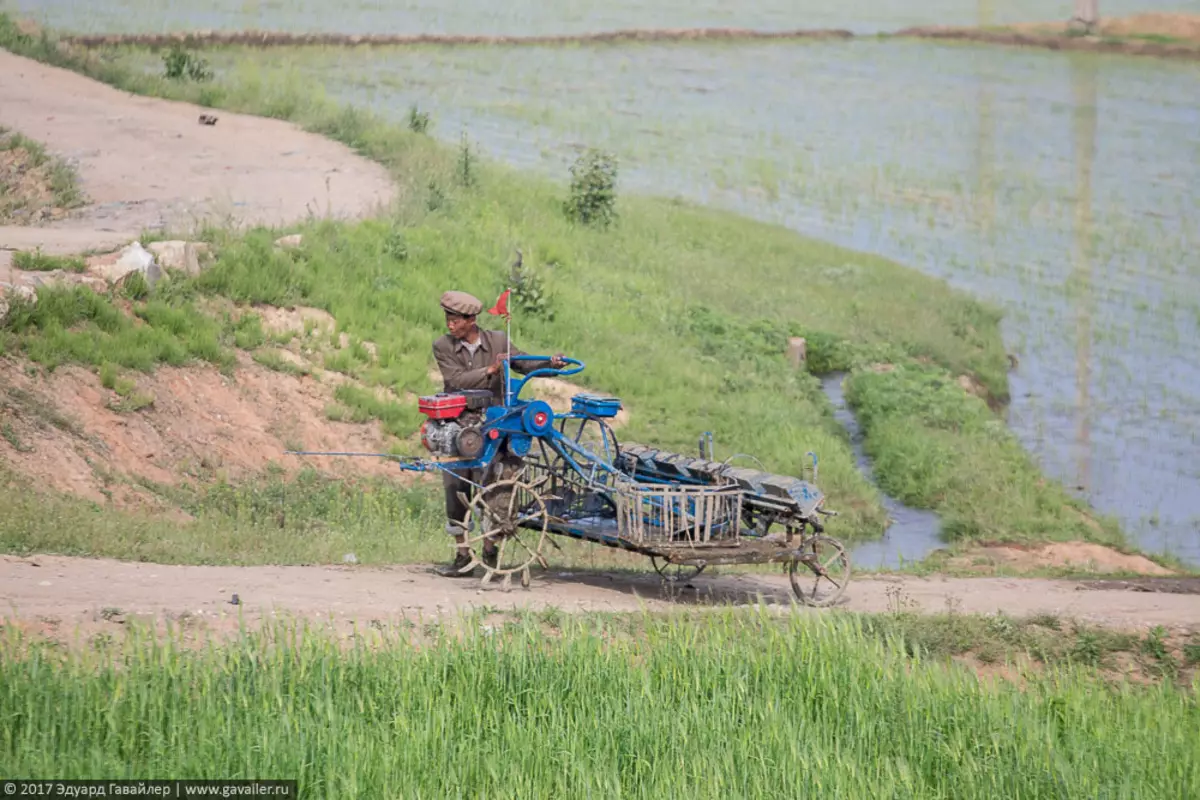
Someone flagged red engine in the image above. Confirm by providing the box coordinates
[417,391,492,457]
[418,393,468,420]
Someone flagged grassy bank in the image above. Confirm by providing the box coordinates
[0,126,85,223]
[2,610,1197,797]
[0,14,1131,559]
[844,363,1125,546]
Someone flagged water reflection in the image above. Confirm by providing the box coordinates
[1071,55,1097,496]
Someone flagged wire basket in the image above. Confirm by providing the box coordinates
[613,480,743,547]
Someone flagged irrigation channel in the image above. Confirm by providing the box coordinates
[821,374,946,569]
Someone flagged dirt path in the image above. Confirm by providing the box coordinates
[0,49,394,265]
[3,555,1198,639]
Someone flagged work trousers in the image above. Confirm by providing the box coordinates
[442,455,525,537]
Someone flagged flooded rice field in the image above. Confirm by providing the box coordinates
[148,40,1200,562]
[11,0,1196,36]
[14,0,1200,564]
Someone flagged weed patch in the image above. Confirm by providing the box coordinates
[12,250,86,273]
[0,128,85,223]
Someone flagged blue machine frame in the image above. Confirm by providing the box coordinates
[286,354,850,605]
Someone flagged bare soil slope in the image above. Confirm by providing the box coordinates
[0,48,394,262]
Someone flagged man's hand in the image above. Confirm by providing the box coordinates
[486,354,508,377]
[550,353,566,369]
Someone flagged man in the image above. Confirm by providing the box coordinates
[431,290,564,578]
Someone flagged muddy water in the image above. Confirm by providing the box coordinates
[12,0,1192,36]
[821,374,946,569]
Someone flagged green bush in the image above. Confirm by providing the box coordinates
[563,148,618,228]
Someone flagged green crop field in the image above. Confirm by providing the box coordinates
[2,610,1197,798]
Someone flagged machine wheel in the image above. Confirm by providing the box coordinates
[459,472,552,591]
[650,556,706,585]
[789,535,851,607]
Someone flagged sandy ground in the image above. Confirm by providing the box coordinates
[0,49,394,267]
[3,554,1198,639]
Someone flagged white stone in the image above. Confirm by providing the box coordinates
[89,241,163,289]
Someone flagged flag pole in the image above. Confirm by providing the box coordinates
[505,302,512,406]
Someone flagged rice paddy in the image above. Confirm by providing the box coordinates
[91,36,1200,564]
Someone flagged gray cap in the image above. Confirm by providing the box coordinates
[440,290,482,316]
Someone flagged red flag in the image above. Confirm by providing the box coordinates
[487,289,511,320]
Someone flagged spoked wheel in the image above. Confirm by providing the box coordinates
[789,535,851,607]
[650,556,706,586]
[459,473,553,590]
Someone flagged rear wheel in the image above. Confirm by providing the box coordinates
[789,535,850,607]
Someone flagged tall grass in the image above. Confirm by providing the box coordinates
[1,610,1196,798]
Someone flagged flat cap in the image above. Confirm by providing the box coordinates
[440,290,482,316]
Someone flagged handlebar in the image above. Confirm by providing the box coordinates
[505,356,584,403]
[508,355,585,379]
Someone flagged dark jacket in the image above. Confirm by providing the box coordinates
[432,328,534,404]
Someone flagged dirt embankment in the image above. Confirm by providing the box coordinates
[47,13,1200,62]
[897,13,1200,60]
[0,300,618,512]
[60,27,855,49]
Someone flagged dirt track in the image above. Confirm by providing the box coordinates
[3,554,1198,636]
[0,49,394,263]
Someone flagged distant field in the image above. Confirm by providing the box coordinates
[8,0,1197,35]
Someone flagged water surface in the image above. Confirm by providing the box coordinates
[10,0,1196,35]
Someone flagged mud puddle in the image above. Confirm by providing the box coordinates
[820,372,945,569]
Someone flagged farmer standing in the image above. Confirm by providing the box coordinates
[431,290,564,577]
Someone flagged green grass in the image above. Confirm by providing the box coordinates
[0,14,1132,559]
[0,126,85,221]
[0,463,449,566]
[844,361,1124,545]
[861,604,1199,678]
[11,249,87,273]
[1,283,234,373]
[1,609,1197,798]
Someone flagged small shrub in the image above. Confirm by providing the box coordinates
[507,253,554,322]
[407,105,431,134]
[456,132,476,188]
[426,181,446,212]
[563,149,618,229]
[384,228,408,261]
[163,45,213,82]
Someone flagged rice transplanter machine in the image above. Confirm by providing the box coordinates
[290,355,851,605]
